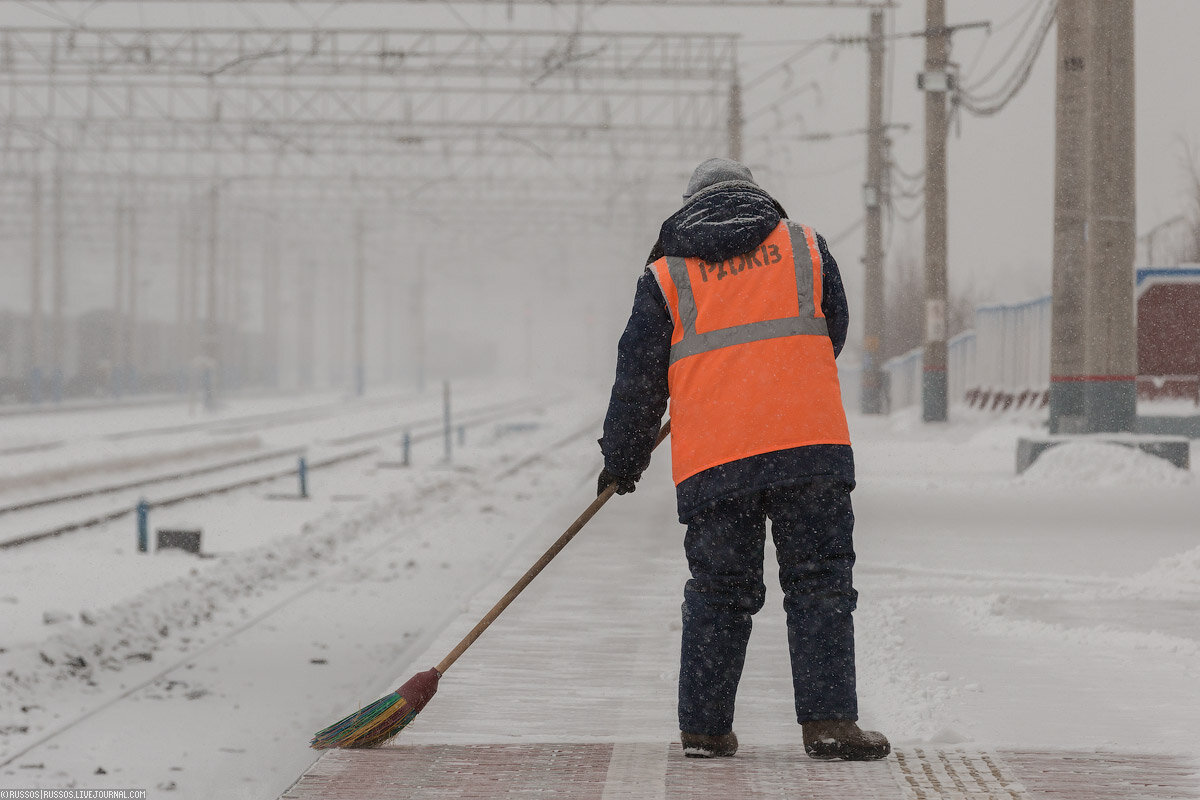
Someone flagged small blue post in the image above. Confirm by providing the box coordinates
[457,424,466,446]
[136,498,150,553]
[298,456,309,499]
[402,431,411,466]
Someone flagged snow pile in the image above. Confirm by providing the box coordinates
[1119,544,1200,598]
[856,598,967,744]
[1017,441,1193,487]
[961,593,1200,658]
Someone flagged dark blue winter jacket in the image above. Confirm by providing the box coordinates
[600,182,855,522]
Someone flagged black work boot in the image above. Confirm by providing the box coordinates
[680,731,739,758]
[802,720,890,761]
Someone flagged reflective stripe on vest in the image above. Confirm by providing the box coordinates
[654,222,829,365]
[650,220,850,485]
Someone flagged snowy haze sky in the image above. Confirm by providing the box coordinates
[3,0,1200,370]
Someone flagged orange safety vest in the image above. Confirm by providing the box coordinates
[651,219,851,485]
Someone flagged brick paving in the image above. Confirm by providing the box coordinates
[282,745,1199,799]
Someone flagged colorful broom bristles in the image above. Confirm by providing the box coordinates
[311,668,440,749]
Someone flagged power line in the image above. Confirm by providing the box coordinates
[744,37,832,92]
[889,177,924,201]
[890,160,923,185]
[892,197,923,224]
[963,0,1045,91]
[827,215,864,248]
[957,0,1057,117]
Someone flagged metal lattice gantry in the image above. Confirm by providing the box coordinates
[1,26,739,182]
[1,19,741,402]
[0,26,739,81]
[22,0,892,6]
[0,0,885,404]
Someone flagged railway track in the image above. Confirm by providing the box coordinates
[108,390,416,441]
[0,411,602,773]
[0,389,417,459]
[0,394,560,550]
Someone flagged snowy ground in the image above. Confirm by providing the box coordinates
[1,394,1198,798]
[851,409,1199,754]
[0,383,604,795]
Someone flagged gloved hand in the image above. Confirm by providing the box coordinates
[597,467,639,497]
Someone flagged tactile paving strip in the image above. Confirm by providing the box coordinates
[892,748,1030,799]
[281,745,1200,799]
[666,744,900,799]
[1001,750,1200,800]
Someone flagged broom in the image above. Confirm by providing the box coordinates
[310,420,671,749]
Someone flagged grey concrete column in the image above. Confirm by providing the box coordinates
[922,0,949,422]
[1081,0,1137,433]
[1049,0,1090,434]
[861,10,887,414]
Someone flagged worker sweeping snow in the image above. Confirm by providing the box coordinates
[597,157,890,761]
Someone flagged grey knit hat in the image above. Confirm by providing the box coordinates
[682,157,757,200]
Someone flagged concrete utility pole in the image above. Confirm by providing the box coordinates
[921,0,950,423]
[29,174,43,402]
[728,64,744,162]
[126,201,139,393]
[51,157,66,403]
[188,195,200,401]
[861,9,887,414]
[384,261,395,383]
[262,219,279,388]
[297,261,316,390]
[1082,0,1137,432]
[177,207,189,392]
[204,181,221,410]
[328,258,346,389]
[414,255,427,394]
[353,209,367,397]
[226,215,242,390]
[1049,0,1090,434]
[113,203,126,396]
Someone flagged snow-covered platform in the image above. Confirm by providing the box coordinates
[283,745,1200,799]
[282,411,1200,800]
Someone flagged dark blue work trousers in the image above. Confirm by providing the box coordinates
[677,480,859,735]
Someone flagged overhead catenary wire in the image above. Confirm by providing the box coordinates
[957,0,1057,118]
[890,157,924,184]
[826,215,864,248]
[3,0,864,404]
[962,0,1045,91]
[889,178,924,202]
[891,197,924,224]
[743,37,832,92]
[964,0,1056,101]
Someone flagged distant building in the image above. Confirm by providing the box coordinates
[1137,266,1200,404]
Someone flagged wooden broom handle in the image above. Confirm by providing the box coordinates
[434,420,671,676]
